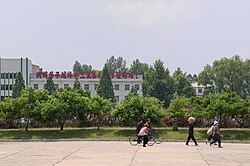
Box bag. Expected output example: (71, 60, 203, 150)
(207, 126, 214, 135)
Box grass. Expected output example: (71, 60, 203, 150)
(0, 127, 250, 141)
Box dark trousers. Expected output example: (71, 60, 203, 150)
(186, 133, 198, 145)
(143, 135, 148, 147)
(208, 134, 214, 141)
(210, 134, 221, 147)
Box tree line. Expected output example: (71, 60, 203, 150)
(0, 55, 250, 130)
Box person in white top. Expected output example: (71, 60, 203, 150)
(138, 123, 149, 147)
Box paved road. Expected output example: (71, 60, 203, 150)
(0, 141, 250, 166)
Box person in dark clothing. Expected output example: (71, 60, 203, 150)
(136, 119, 143, 144)
(186, 119, 198, 146)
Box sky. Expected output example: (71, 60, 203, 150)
(0, 0, 250, 75)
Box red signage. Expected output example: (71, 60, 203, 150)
(35, 71, 138, 79)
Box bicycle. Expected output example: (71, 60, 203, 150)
(150, 128, 163, 144)
(129, 134, 155, 146)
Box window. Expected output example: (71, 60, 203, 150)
(115, 96, 119, 102)
(1, 73, 5, 79)
(55, 84, 59, 90)
(64, 84, 69, 88)
(84, 84, 89, 90)
(1, 96, 5, 101)
(125, 84, 130, 91)
(1, 85, 5, 90)
(94, 84, 98, 90)
(33, 84, 38, 90)
(135, 84, 140, 90)
(198, 88, 202, 93)
(115, 85, 119, 91)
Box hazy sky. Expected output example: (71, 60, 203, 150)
(0, 0, 250, 74)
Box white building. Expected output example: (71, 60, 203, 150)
(191, 82, 205, 96)
(0, 57, 143, 101)
(0, 58, 34, 101)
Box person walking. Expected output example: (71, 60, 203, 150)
(210, 121, 222, 148)
(206, 123, 215, 145)
(138, 123, 149, 147)
(186, 117, 198, 146)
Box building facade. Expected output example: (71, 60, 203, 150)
(0, 58, 34, 101)
(191, 82, 205, 96)
(0, 58, 143, 101)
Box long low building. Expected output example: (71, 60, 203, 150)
(0, 57, 143, 101)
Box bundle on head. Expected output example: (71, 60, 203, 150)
(188, 117, 195, 122)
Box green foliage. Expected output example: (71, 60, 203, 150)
(97, 64, 115, 102)
(44, 76, 56, 95)
(198, 55, 250, 98)
(90, 96, 111, 129)
(113, 96, 165, 126)
(106, 56, 127, 73)
(142, 60, 175, 107)
(173, 67, 195, 97)
(125, 86, 138, 100)
(171, 124, 179, 131)
(129, 59, 149, 76)
(73, 78, 81, 90)
(0, 97, 19, 120)
(73, 61, 92, 74)
(82, 64, 92, 73)
(12, 72, 25, 98)
(73, 61, 83, 74)
(186, 74, 198, 83)
(189, 92, 250, 127)
(167, 94, 191, 125)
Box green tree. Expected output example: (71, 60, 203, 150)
(97, 64, 115, 102)
(167, 94, 191, 126)
(106, 56, 127, 73)
(186, 74, 198, 83)
(198, 55, 248, 98)
(82, 64, 92, 73)
(89, 96, 111, 130)
(73, 61, 83, 74)
(242, 59, 250, 97)
(173, 67, 195, 97)
(125, 86, 139, 100)
(0, 97, 20, 128)
(38, 96, 69, 130)
(15, 87, 37, 131)
(51, 88, 82, 130)
(113, 96, 164, 126)
(129, 59, 149, 76)
(44, 76, 56, 95)
(12, 72, 25, 98)
(73, 78, 81, 90)
(142, 60, 174, 107)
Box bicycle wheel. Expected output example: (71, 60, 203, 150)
(154, 134, 163, 144)
(129, 136, 139, 146)
(147, 135, 155, 146)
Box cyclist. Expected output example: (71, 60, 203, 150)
(138, 123, 149, 147)
(136, 119, 144, 143)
